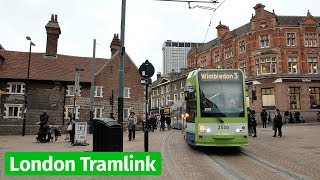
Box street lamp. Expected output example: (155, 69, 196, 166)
(22, 36, 35, 136)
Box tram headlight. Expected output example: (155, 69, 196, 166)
(236, 125, 246, 132)
(199, 125, 211, 133)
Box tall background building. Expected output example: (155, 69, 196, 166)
(162, 40, 199, 75)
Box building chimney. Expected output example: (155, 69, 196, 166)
(216, 21, 229, 38)
(253, 3, 265, 15)
(157, 72, 161, 81)
(45, 14, 61, 57)
(110, 33, 121, 57)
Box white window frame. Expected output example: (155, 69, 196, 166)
(287, 33, 296, 46)
(261, 88, 275, 107)
(123, 108, 130, 119)
(180, 92, 184, 100)
(288, 57, 298, 74)
(239, 41, 246, 54)
(94, 107, 104, 118)
(260, 34, 270, 48)
(174, 94, 178, 103)
(4, 104, 23, 118)
(224, 45, 233, 59)
(166, 95, 170, 105)
(124, 87, 131, 98)
(64, 105, 79, 119)
(308, 57, 318, 74)
(166, 84, 170, 93)
(157, 98, 160, 107)
(304, 33, 317, 47)
(67, 85, 75, 96)
(94, 86, 103, 97)
(180, 81, 184, 89)
(6, 82, 25, 94)
(256, 57, 277, 75)
(214, 51, 220, 63)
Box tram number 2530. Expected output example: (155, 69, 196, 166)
(218, 125, 229, 129)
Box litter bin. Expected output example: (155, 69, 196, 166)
(93, 118, 122, 152)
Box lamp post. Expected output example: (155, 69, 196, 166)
(22, 36, 35, 136)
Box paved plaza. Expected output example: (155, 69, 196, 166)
(0, 122, 320, 179)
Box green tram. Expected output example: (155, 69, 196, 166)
(180, 69, 248, 147)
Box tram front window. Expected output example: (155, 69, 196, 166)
(199, 82, 244, 118)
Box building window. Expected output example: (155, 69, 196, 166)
(288, 57, 298, 74)
(214, 51, 220, 63)
(174, 84, 177, 90)
(166, 95, 171, 105)
(287, 33, 296, 46)
(304, 33, 317, 47)
(308, 57, 318, 74)
(94, 86, 103, 97)
(180, 92, 184, 100)
(157, 98, 160, 107)
(4, 104, 23, 118)
(67, 85, 75, 96)
(180, 81, 184, 89)
(310, 87, 320, 109)
(161, 87, 164, 94)
(260, 34, 270, 48)
(7, 82, 25, 94)
(255, 57, 277, 75)
(124, 87, 131, 98)
(289, 87, 300, 109)
(261, 88, 275, 108)
(123, 108, 130, 119)
(239, 41, 246, 54)
(174, 94, 178, 103)
(65, 106, 79, 119)
(224, 45, 233, 59)
(200, 56, 207, 67)
(94, 107, 103, 118)
(161, 97, 165, 107)
(157, 88, 159, 95)
(166, 85, 170, 93)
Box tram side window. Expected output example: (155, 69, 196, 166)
(186, 91, 196, 122)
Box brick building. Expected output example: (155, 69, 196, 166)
(187, 4, 320, 121)
(0, 14, 145, 135)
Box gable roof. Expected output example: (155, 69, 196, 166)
(0, 50, 108, 82)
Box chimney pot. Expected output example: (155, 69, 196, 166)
(55, 15, 58, 22)
(51, 14, 54, 21)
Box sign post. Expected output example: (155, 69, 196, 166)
(139, 60, 155, 152)
(73, 122, 89, 146)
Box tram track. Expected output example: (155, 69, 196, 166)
(160, 130, 186, 180)
(201, 147, 311, 180)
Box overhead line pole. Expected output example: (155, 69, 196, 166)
(118, 0, 126, 152)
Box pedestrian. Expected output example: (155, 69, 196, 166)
(127, 112, 137, 141)
(149, 114, 157, 132)
(260, 108, 268, 128)
(294, 111, 300, 123)
(273, 109, 283, 138)
(284, 109, 289, 124)
(289, 112, 294, 124)
(165, 115, 172, 130)
(247, 108, 252, 136)
(251, 110, 257, 137)
(67, 113, 76, 144)
(160, 112, 166, 131)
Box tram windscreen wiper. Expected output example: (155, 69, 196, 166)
(216, 117, 224, 123)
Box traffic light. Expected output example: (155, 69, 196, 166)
(252, 90, 257, 100)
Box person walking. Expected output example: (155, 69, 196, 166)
(127, 112, 137, 141)
(273, 109, 283, 138)
(250, 110, 257, 137)
(260, 108, 268, 128)
(247, 108, 252, 136)
(149, 114, 157, 132)
(284, 109, 289, 124)
(165, 115, 172, 130)
(160, 112, 166, 131)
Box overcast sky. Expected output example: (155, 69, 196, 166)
(1, 0, 319, 77)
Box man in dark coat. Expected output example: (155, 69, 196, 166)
(260, 108, 268, 128)
(273, 109, 283, 137)
(165, 116, 172, 130)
